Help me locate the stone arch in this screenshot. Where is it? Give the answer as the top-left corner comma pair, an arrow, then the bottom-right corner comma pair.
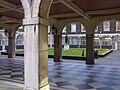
39,0 -> 53,18
6,24 -> 21,38
94,15 -> 120,32
56,20 -> 86,35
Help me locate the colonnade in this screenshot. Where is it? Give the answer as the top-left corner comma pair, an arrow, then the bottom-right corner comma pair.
0,0 -> 120,90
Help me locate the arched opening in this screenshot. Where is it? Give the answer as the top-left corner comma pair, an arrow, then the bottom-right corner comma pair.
60,22 -> 86,57
95,19 -> 120,50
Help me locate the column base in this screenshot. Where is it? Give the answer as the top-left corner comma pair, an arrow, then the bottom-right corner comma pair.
8,55 -> 15,58
86,61 -> 95,65
24,84 -> 50,90
54,58 -> 62,62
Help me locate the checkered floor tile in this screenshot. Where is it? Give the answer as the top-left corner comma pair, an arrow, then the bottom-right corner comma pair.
49,62 -> 120,90
0,56 -> 120,90
0,58 -> 24,82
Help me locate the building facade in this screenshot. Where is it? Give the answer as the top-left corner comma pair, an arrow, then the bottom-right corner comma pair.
0,20 -> 120,51
48,20 -> 120,50
0,27 -> 24,51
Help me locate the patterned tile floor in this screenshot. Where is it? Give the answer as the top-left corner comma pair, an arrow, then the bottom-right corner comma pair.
49,61 -> 120,90
0,50 -> 120,90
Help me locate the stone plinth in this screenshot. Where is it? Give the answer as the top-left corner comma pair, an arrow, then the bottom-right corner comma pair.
64,44 -> 69,51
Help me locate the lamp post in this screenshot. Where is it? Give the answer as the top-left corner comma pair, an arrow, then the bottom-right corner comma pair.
51,25 -> 57,35
65,33 -> 68,44
4,29 -> 8,36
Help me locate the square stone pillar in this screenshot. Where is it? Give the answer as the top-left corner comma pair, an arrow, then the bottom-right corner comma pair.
8,35 -> 16,58
24,23 -> 49,90
86,34 -> 94,64
54,34 -> 62,62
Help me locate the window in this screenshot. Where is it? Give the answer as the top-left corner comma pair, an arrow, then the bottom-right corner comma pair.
71,23 -> 76,32
16,35 -> 24,45
71,37 -> 78,45
116,21 -> 120,31
81,24 -> 86,32
81,37 -> 86,45
103,38 -> 112,45
94,38 -> 99,45
104,21 -> 110,31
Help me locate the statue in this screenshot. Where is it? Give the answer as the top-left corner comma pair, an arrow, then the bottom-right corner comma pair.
82,49 -> 84,56
64,33 -> 69,50
65,34 -> 68,44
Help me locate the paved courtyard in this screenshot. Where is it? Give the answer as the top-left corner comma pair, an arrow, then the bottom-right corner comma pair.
0,50 -> 120,90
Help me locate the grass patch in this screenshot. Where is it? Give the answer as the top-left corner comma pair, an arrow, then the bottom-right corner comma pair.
16,48 -> 110,56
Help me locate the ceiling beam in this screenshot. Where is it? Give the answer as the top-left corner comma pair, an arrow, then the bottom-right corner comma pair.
59,0 -> 91,20
0,8 -> 11,13
49,17 -> 58,23
50,13 -> 78,18
53,0 -> 73,4
0,16 -> 21,24
86,8 -> 120,15
0,7 -> 23,13
51,8 -> 120,18
0,0 -> 23,13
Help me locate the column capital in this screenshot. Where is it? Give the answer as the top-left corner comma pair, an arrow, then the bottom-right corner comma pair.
23,17 -> 49,26
23,17 -> 39,25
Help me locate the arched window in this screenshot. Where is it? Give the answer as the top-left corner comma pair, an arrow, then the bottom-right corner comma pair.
104,21 -> 110,31
116,21 -> 120,31
94,37 -> 100,45
103,37 -> 112,45
71,37 -> 78,45
81,37 -> 86,45
16,35 -> 24,45
71,23 -> 76,32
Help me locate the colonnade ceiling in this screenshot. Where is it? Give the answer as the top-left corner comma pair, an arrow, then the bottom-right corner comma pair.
0,0 -> 120,25
50,0 -> 120,20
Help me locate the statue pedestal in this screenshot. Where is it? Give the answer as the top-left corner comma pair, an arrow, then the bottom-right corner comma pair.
64,44 -> 69,51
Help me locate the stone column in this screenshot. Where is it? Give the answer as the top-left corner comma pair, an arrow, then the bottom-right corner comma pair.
8,33 -> 16,58
54,34 -> 62,62
23,17 -> 50,90
86,34 -> 94,64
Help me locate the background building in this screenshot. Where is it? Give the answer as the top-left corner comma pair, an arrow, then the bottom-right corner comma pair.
0,20 -> 120,51
48,20 -> 120,50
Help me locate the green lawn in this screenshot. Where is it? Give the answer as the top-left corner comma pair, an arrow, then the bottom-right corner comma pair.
17,48 -> 109,56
